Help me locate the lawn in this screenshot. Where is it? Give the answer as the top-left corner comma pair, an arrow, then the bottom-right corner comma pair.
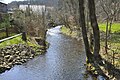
0,35 -> 41,48
0,36 -> 25,48
99,23 -> 120,69
99,23 -> 120,44
99,23 -> 120,33
0,35 -> 46,55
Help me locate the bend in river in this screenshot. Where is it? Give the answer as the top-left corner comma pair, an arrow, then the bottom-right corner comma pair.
0,26 -> 92,80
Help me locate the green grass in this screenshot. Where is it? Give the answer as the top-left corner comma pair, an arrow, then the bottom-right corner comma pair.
61,26 -> 77,38
0,35 -> 42,48
99,23 -> 120,33
0,32 -> 16,39
0,36 -> 25,48
61,26 -> 71,35
99,23 -> 120,43
100,41 -> 120,68
0,35 -> 46,56
99,23 -> 120,69
0,32 -> 6,39
110,34 -> 120,43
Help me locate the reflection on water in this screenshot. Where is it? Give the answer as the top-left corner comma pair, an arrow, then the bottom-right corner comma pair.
0,26 -> 92,80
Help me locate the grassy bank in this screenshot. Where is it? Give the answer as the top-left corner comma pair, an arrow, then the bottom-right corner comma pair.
0,35 -> 47,73
0,35 -> 46,54
99,23 -> 120,69
0,36 -> 24,48
61,24 -> 120,69
99,23 -> 120,33
61,26 -> 78,38
0,32 -> 16,39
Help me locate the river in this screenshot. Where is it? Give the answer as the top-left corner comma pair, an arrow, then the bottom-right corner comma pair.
0,26 -> 92,80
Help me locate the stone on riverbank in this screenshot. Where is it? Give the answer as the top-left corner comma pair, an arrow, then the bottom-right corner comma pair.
0,44 -> 44,73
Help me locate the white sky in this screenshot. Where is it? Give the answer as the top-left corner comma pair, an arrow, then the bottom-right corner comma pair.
1,0 -> 24,4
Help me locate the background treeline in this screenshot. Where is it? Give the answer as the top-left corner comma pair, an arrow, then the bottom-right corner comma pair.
8,0 -> 59,9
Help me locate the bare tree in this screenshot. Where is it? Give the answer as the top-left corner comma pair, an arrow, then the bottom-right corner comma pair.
78,0 -> 92,61
88,0 -> 101,58
99,0 -> 120,55
57,0 -> 80,34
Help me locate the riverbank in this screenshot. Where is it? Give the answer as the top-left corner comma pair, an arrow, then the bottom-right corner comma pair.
99,23 -> 120,69
61,24 -> 120,69
60,26 -> 82,41
98,23 -> 120,79
60,24 -> 120,79
0,26 -> 91,80
0,36 -> 47,73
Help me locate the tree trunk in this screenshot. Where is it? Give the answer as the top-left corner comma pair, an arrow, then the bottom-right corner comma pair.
6,27 -> 9,37
88,0 -> 100,57
105,18 -> 109,55
109,17 -> 114,35
78,0 -> 92,60
42,6 -> 47,49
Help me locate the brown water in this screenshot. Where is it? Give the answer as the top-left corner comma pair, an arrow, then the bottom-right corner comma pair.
0,26 -> 92,80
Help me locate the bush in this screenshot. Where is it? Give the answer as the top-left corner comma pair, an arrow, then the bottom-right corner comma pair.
0,14 -> 10,29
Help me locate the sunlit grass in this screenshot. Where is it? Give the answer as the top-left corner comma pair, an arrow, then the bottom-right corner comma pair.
0,36 -> 25,48
61,26 -> 77,38
61,26 -> 71,35
0,35 -> 42,48
99,23 -> 120,69
99,23 -> 120,33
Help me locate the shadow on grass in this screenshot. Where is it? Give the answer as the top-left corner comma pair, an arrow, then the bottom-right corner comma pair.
103,58 -> 120,79
109,33 -> 120,43
88,55 -> 120,80
100,31 -> 120,43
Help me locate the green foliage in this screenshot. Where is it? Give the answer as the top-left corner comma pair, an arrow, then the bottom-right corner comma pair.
0,32 -> 6,39
12,10 -> 26,32
99,23 -> 120,33
0,14 -> 10,29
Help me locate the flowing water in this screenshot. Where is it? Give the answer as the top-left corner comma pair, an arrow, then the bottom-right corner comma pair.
0,26 -> 92,80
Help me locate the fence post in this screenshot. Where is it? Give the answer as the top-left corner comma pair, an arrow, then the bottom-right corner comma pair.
22,32 -> 27,42
6,27 -> 9,37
